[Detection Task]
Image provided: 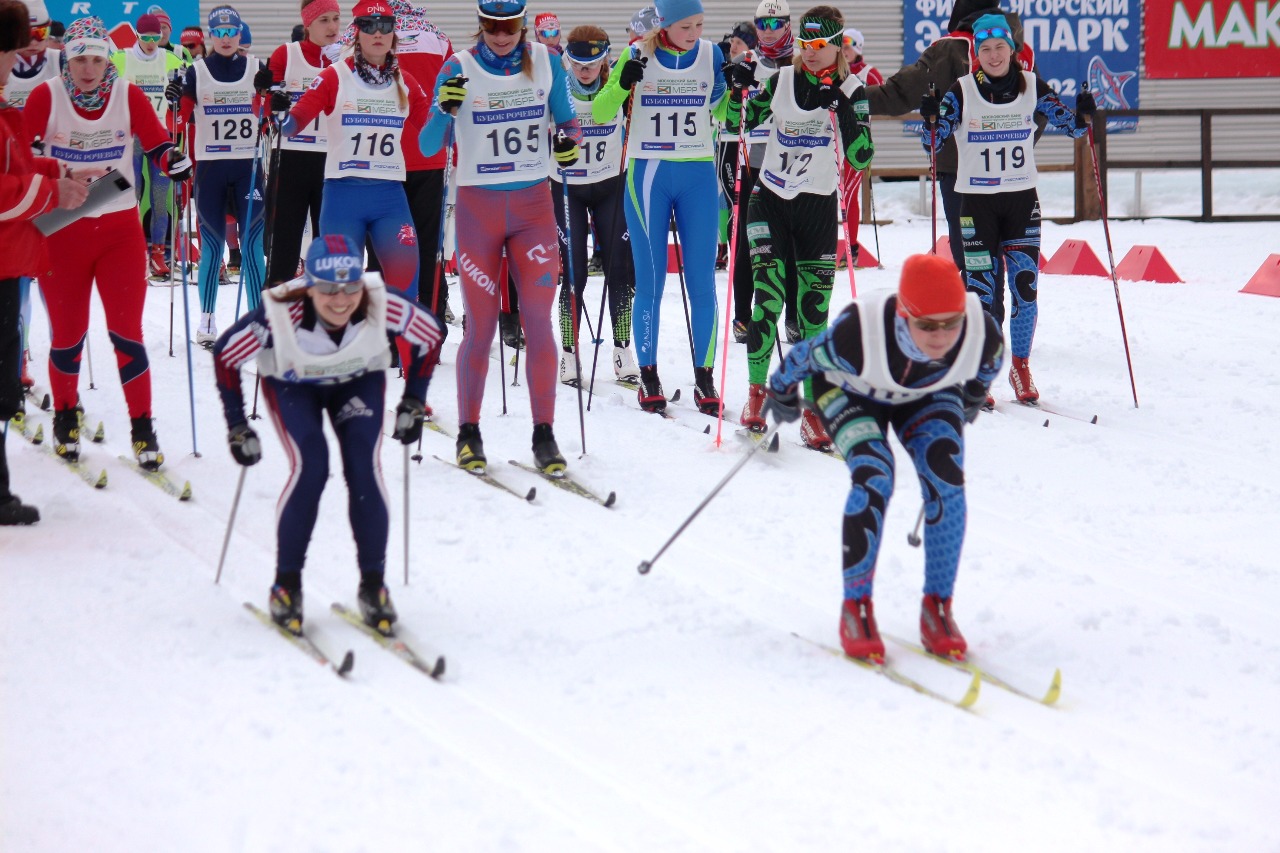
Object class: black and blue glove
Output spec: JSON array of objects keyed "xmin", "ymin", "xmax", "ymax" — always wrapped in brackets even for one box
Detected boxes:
[
  {"xmin": 761, "ymin": 381, "xmax": 802, "ymax": 424},
  {"xmin": 392, "ymin": 397, "xmax": 425, "ymax": 445},
  {"xmin": 227, "ymin": 422, "xmax": 262, "ymax": 466}
]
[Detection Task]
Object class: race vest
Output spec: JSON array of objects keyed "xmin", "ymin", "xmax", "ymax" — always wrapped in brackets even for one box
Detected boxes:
[
  {"xmin": 258, "ymin": 279, "xmax": 392, "ymax": 384},
  {"xmin": 41, "ymin": 78, "xmax": 137, "ymax": 217},
  {"xmin": 822, "ymin": 291, "xmax": 986, "ymax": 404},
  {"xmin": 954, "ymin": 71, "xmax": 1038, "ymax": 194},
  {"xmin": 453, "ymin": 43, "xmax": 554, "ymax": 187},
  {"xmin": 323, "ymin": 61, "xmax": 408, "ymax": 181},
  {"xmin": 281, "ymin": 42, "xmax": 326, "ymax": 152},
  {"xmin": 738, "ymin": 51, "xmax": 778, "ymax": 148},
  {"xmin": 3, "ymin": 49, "xmax": 61, "ymax": 109},
  {"xmin": 562, "ymin": 94, "xmax": 624, "ymax": 184},
  {"xmin": 628, "ymin": 41, "xmax": 715, "ymax": 160},
  {"xmin": 117, "ymin": 47, "xmax": 179, "ymax": 121},
  {"xmin": 193, "ymin": 57, "xmax": 258, "ymax": 160},
  {"xmin": 758, "ymin": 66, "xmax": 838, "ymax": 200}
]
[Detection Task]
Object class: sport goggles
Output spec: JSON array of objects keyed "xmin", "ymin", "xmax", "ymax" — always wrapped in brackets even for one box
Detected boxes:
[
  {"xmin": 30, "ymin": 22, "xmax": 50, "ymax": 41},
  {"xmin": 312, "ymin": 278, "xmax": 365, "ymax": 295},
  {"xmin": 537, "ymin": 27, "xmax": 559, "ymax": 38},
  {"xmin": 566, "ymin": 39, "xmax": 609, "ymax": 63},
  {"xmin": 796, "ymin": 36, "xmax": 835, "ymax": 50},
  {"xmin": 910, "ymin": 314, "xmax": 965, "ymax": 332},
  {"xmin": 754, "ymin": 16, "xmax": 788, "ymax": 31},
  {"xmin": 974, "ymin": 26, "xmax": 1012, "ymax": 42},
  {"xmin": 479, "ymin": 14, "xmax": 526, "ymax": 34},
  {"xmin": 355, "ymin": 16, "xmax": 396, "ymax": 34},
  {"xmin": 210, "ymin": 26, "xmax": 240, "ymax": 38},
  {"xmin": 138, "ymin": 32, "xmax": 162, "ymax": 43}
]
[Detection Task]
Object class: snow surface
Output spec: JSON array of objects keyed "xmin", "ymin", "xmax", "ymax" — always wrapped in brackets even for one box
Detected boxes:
[{"xmin": 3, "ymin": 196, "xmax": 1279, "ymax": 851}]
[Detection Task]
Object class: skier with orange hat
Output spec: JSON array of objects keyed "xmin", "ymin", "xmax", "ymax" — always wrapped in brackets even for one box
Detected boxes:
[{"xmin": 762, "ymin": 252, "xmax": 1004, "ymax": 663}]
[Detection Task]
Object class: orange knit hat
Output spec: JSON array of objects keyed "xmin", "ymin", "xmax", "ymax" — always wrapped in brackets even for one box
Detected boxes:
[{"xmin": 896, "ymin": 253, "xmax": 966, "ymax": 317}]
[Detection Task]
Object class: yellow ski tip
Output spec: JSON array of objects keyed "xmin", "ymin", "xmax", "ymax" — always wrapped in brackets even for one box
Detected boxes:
[
  {"xmin": 1042, "ymin": 668, "xmax": 1063, "ymax": 706},
  {"xmin": 179, "ymin": 481, "xmax": 193, "ymax": 501},
  {"xmin": 92, "ymin": 421, "xmax": 105, "ymax": 443},
  {"xmin": 94, "ymin": 470, "xmax": 108, "ymax": 489},
  {"xmin": 958, "ymin": 669, "xmax": 982, "ymax": 709},
  {"xmin": 33, "ymin": 424, "xmax": 44, "ymax": 445}
]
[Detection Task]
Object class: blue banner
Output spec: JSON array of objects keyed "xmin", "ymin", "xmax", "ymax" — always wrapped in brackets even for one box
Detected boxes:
[
  {"xmin": 46, "ymin": 0, "xmax": 201, "ymax": 36},
  {"xmin": 901, "ymin": 0, "xmax": 1140, "ymax": 134}
]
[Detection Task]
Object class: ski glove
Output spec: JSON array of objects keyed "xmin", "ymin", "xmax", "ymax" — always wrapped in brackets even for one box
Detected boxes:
[
  {"xmin": 253, "ymin": 67, "xmax": 275, "ymax": 92},
  {"xmin": 392, "ymin": 397, "xmax": 426, "ymax": 445},
  {"xmin": 228, "ymin": 423, "xmax": 262, "ymax": 466},
  {"xmin": 1075, "ymin": 89, "xmax": 1096, "ymax": 127},
  {"xmin": 164, "ymin": 78, "xmax": 183, "ymax": 106},
  {"xmin": 816, "ymin": 76, "xmax": 846, "ymax": 111},
  {"xmin": 762, "ymin": 383, "xmax": 802, "ymax": 424},
  {"xmin": 618, "ymin": 56, "xmax": 647, "ymax": 90},
  {"xmin": 961, "ymin": 379, "xmax": 988, "ymax": 424},
  {"xmin": 919, "ymin": 89, "xmax": 940, "ymax": 123},
  {"xmin": 553, "ymin": 130, "xmax": 579, "ymax": 168},
  {"xmin": 437, "ymin": 76, "xmax": 468, "ymax": 115},
  {"xmin": 269, "ymin": 88, "xmax": 292, "ymax": 113},
  {"xmin": 166, "ymin": 149, "xmax": 193, "ymax": 182},
  {"xmin": 723, "ymin": 59, "xmax": 757, "ymax": 92}
]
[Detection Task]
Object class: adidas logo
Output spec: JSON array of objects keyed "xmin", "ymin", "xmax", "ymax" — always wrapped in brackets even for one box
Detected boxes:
[{"xmin": 335, "ymin": 395, "xmax": 374, "ymax": 425}]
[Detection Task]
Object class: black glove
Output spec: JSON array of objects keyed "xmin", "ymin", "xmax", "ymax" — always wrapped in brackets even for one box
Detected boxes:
[
  {"xmin": 166, "ymin": 148, "xmax": 193, "ymax": 182},
  {"xmin": 920, "ymin": 88, "xmax": 940, "ymax": 123},
  {"xmin": 722, "ymin": 59, "xmax": 757, "ymax": 92},
  {"xmin": 619, "ymin": 56, "xmax": 647, "ymax": 90},
  {"xmin": 437, "ymin": 75, "xmax": 468, "ymax": 114},
  {"xmin": 165, "ymin": 78, "xmax": 184, "ymax": 106},
  {"xmin": 961, "ymin": 379, "xmax": 988, "ymax": 424},
  {"xmin": 227, "ymin": 422, "xmax": 262, "ymax": 466},
  {"xmin": 552, "ymin": 130, "xmax": 579, "ymax": 167},
  {"xmin": 816, "ymin": 77, "xmax": 845, "ymax": 111},
  {"xmin": 1075, "ymin": 87, "xmax": 1096, "ymax": 128},
  {"xmin": 761, "ymin": 382, "xmax": 802, "ymax": 424},
  {"xmin": 392, "ymin": 397, "xmax": 425, "ymax": 445},
  {"xmin": 253, "ymin": 67, "xmax": 275, "ymax": 93},
  {"xmin": 269, "ymin": 88, "xmax": 292, "ymax": 113}
]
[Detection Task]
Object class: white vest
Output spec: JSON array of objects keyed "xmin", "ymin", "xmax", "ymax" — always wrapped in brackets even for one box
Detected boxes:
[
  {"xmin": 758, "ymin": 67, "xmax": 838, "ymax": 200},
  {"xmin": 3, "ymin": 49, "xmax": 60, "ymax": 109},
  {"xmin": 563, "ymin": 93, "xmax": 624, "ymax": 184},
  {"xmin": 453, "ymin": 43, "xmax": 555, "ymax": 187},
  {"xmin": 323, "ymin": 61, "xmax": 409, "ymax": 181},
  {"xmin": 41, "ymin": 79, "xmax": 137, "ymax": 217},
  {"xmin": 738, "ymin": 51, "xmax": 778, "ymax": 148},
  {"xmin": 629, "ymin": 41, "xmax": 715, "ymax": 160},
  {"xmin": 955, "ymin": 71, "xmax": 1038, "ymax": 194},
  {"xmin": 281, "ymin": 42, "xmax": 326, "ymax": 152},
  {"xmin": 258, "ymin": 279, "xmax": 392, "ymax": 383},
  {"xmin": 118, "ymin": 48, "xmax": 172, "ymax": 121},
  {"xmin": 823, "ymin": 291, "xmax": 987, "ymax": 403},
  {"xmin": 193, "ymin": 57, "xmax": 258, "ymax": 160}
]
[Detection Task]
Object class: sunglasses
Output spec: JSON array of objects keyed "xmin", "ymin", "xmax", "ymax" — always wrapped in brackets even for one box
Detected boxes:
[
  {"xmin": 796, "ymin": 36, "xmax": 836, "ymax": 50},
  {"xmin": 355, "ymin": 17, "xmax": 395, "ymax": 34},
  {"xmin": 138, "ymin": 32, "xmax": 162, "ymax": 42},
  {"xmin": 312, "ymin": 279, "xmax": 364, "ymax": 295},
  {"xmin": 210, "ymin": 26, "xmax": 239, "ymax": 39},
  {"xmin": 30, "ymin": 22, "xmax": 50, "ymax": 41},
  {"xmin": 538, "ymin": 28, "xmax": 559, "ymax": 38},
  {"xmin": 974, "ymin": 26, "xmax": 1012, "ymax": 42},
  {"xmin": 479, "ymin": 15, "xmax": 525, "ymax": 34},
  {"xmin": 910, "ymin": 314, "xmax": 965, "ymax": 332},
  {"xmin": 755, "ymin": 16, "xmax": 788, "ymax": 31}
]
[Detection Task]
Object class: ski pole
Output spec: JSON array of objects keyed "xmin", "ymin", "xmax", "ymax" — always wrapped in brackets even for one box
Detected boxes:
[
  {"xmin": 234, "ymin": 103, "xmax": 270, "ymax": 318},
  {"xmin": 497, "ymin": 278, "xmax": 509, "ymax": 416},
  {"xmin": 823, "ymin": 79, "xmax": 857, "ymax": 299},
  {"xmin": 215, "ymin": 466, "xmax": 247, "ymax": 584},
  {"xmin": 559, "ymin": 154, "xmax": 588, "ymax": 455},
  {"xmin": 1083, "ymin": 94, "xmax": 1139, "ymax": 409},
  {"xmin": 638, "ymin": 427, "xmax": 780, "ymax": 575},
  {"xmin": 670, "ymin": 219, "xmax": 696, "ymax": 370},
  {"xmin": 867, "ymin": 168, "xmax": 883, "ymax": 268},
  {"xmin": 907, "ymin": 503, "xmax": 925, "ymax": 547},
  {"xmin": 84, "ymin": 335, "xmax": 96, "ymax": 390},
  {"xmin": 715, "ymin": 93, "xmax": 749, "ymax": 447},
  {"xmin": 176, "ymin": 129, "xmax": 200, "ymax": 456},
  {"xmin": 583, "ymin": 242, "xmax": 611, "ymax": 410},
  {"xmin": 403, "ymin": 443, "xmax": 411, "ymax": 585},
  {"xmin": 261, "ymin": 92, "xmax": 285, "ymax": 285},
  {"xmin": 927, "ymin": 82, "xmax": 939, "ymax": 252}
]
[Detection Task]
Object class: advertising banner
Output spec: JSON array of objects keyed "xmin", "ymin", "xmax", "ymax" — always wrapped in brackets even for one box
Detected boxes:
[
  {"xmin": 46, "ymin": 0, "xmax": 201, "ymax": 47},
  {"xmin": 1145, "ymin": 0, "xmax": 1280, "ymax": 78},
  {"xmin": 902, "ymin": 0, "xmax": 1141, "ymax": 134}
]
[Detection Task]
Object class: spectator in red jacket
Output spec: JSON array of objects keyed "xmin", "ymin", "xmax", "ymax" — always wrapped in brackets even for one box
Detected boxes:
[{"xmin": 0, "ymin": 0, "xmax": 90, "ymax": 524}]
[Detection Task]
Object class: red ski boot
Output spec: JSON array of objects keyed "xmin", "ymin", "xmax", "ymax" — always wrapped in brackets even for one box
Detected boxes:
[
  {"xmin": 839, "ymin": 597, "xmax": 885, "ymax": 662},
  {"xmin": 920, "ymin": 593, "xmax": 967, "ymax": 660},
  {"xmin": 1008, "ymin": 356, "xmax": 1038, "ymax": 403},
  {"xmin": 740, "ymin": 384, "xmax": 767, "ymax": 432},
  {"xmin": 637, "ymin": 365, "xmax": 666, "ymax": 413},
  {"xmin": 800, "ymin": 409, "xmax": 833, "ymax": 452}
]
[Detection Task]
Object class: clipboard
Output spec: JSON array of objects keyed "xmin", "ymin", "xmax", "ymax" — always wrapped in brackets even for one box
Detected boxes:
[{"xmin": 33, "ymin": 169, "xmax": 134, "ymax": 236}]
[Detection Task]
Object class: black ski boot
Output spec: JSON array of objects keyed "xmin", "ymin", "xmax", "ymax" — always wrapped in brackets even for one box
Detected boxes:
[
  {"xmin": 693, "ymin": 366, "xmax": 721, "ymax": 416},
  {"xmin": 531, "ymin": 422, "xmax": 566, "ymax": 476},
  {"xmin": 357, "ymin": 581, "xmax": 398, "ymax": 636},
  {"xmin": 637, "ymin": 365, "xmax": 666, "ymax": 413},
  {"xmin": 499, "ymin": 311, "xmax": 524, "ymax": 350},
  {"xmin": 268, "ymin": 584, "xmax": 304, "ymax": 635},
  {"xmin": 456, "ymin": 422, "xmax": 487, "ymax": 473},
  {"xmin": 130, "ymin": 416, "xmax": 164, "ymax": 472},
  {"xmin": 52, "ymin": 407, "xmax": 81, "ymax": 462}
]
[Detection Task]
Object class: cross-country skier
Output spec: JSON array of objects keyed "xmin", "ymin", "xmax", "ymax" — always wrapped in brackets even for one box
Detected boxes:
[
  {"xmin": 210, "ymin": 234, "xmax": 444, "ymax": 635},
  {"xmin": 591, "ymin": 0, "xmax": 727, "ymax": 415},
  {"xmin": 920, "ymin": 13, "xmax": 1093, "ymax": 404},
  {"xmin": 418, "ymin": 0, "xmax": 581, "ymax": 474},
  {"xmin": 726, "ymin": 5, "xmax": 874, "ymax": 452},
  {"xmin": 23, "ymin": 16, "xmax": 193, "ymax": 471},
  {"xmin": 762, "ymin": 253, "xmax": 1004, "ymax": 662},
  {"xmin": 836, "ymin": 26, "xmax": 881, "ymax": 259}
]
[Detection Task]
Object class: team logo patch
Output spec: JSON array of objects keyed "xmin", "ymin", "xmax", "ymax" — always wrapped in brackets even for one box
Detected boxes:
[{"xmin": 397, "ymin": 224, "xmax": 417, "ymax": 246}]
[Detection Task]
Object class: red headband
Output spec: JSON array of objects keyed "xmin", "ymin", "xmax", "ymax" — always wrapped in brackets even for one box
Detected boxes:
[{"xmin": 302, "ymin": 0, "xmax": 341, "ymax": 28}]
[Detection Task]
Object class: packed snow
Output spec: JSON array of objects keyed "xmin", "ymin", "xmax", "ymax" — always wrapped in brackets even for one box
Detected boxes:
[{"xmin": 3, "ymin": 171, "xmax": 1278, "ymax": 851}]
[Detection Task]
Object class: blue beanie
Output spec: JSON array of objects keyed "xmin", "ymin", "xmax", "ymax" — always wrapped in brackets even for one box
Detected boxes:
[
  {"xmin": 305, "ymin": 235, "xmax": 364, "ymax": 286},
  {"xmin": 972, "ymin": 13, "xmax": 1016, "ymax": 51},
  {"xmin": 654, "ymin": 0, "xmax": 702, "ymax": 27},
  {"xmin": 207, "ymin": 5, "xmax": 243, "ymax": 31},
  {"xmin": 238, "ymin": 21, "xmax": 252, "ymax": 44}
]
